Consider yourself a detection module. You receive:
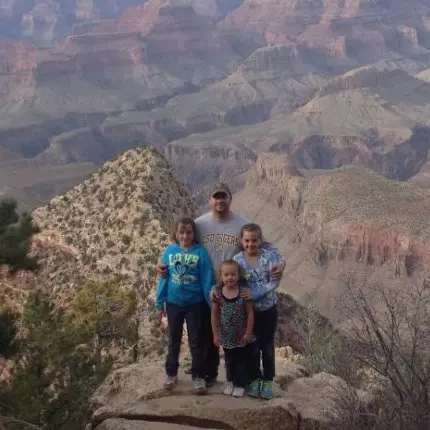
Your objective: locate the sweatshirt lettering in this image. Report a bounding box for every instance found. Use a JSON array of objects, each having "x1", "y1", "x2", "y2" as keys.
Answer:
[{"x1": 168, "y1": 253, "x2": 199, "y2": 267}]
